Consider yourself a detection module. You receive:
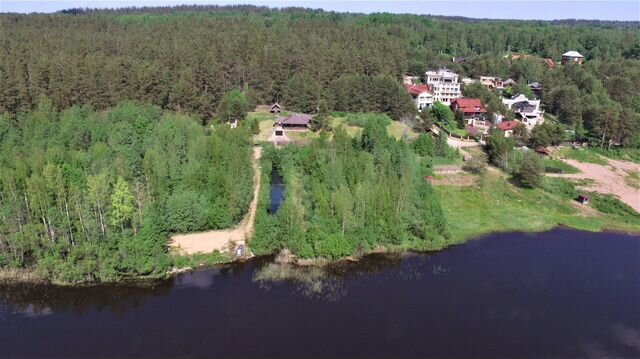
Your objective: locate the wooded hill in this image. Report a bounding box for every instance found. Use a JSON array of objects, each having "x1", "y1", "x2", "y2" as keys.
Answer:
[{"x1": 1, "y1": 6, "x2": 639, "y2": 148}]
